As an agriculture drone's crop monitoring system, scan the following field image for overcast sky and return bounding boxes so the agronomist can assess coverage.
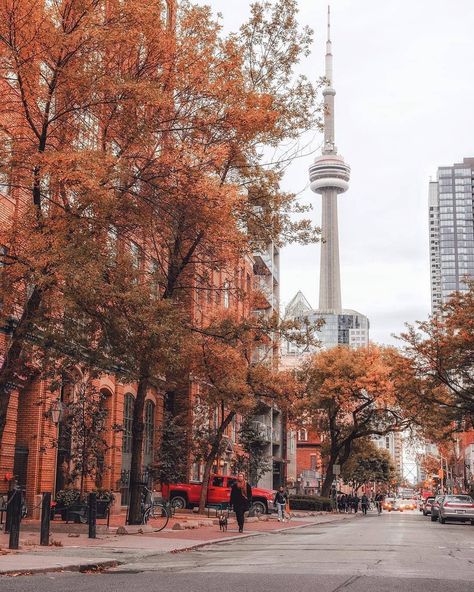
[196,0,474,345]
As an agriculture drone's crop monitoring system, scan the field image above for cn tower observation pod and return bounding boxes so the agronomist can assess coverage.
[309,154,351,194]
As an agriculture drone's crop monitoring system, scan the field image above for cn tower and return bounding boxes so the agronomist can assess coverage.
[309,6,350,312]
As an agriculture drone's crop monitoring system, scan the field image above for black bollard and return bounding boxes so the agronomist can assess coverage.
[88,492,97,539]
[8,489,22,550]
[40,492,52,546]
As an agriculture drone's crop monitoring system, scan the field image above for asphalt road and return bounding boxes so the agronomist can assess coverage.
[1,510,473,592]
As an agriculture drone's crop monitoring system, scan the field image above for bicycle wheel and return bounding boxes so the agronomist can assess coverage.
[142,506,152,525]
[149,504,170,532]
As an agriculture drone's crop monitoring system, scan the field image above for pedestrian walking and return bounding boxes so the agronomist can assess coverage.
[352,494,360,514]
[230,473,252,533]
[274,486,288,522]
[347,494,354,513]
[375,492,384,515]
[340,493,348,513]
[361,494,369,515]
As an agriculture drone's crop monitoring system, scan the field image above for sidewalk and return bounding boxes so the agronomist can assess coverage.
[0,512,357,576]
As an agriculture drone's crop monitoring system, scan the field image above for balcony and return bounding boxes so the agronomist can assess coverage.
[251,421,272,443]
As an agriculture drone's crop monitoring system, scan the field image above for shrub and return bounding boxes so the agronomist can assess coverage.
[288,495,332,512]
[92,489,115,504]
[55,489,81,507]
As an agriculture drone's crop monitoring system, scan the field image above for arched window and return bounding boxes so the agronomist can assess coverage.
[144,400,155,456]
[122,394,134,454]
[298,428,308,442]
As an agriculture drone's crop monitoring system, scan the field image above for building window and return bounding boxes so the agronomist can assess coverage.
[223,281,230,308]
[0,245,7,268]
[0,132,13,195]
[144,400,155,456]
[130,241,141,269]
[122,394,134,454]
[74,110,99,150]
[149,257,160,299]
[298,428,308,442]
[310,454,317,471]
[231,416,237,442]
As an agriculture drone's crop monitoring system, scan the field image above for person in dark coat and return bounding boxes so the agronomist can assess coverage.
[274,486,288,522]
[352,494,360,513]
[340,493,347,513]
[346,494,354,513]
[230,473,252,533]
[361,493,369,515]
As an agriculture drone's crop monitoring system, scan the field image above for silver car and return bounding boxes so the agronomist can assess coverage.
[438,495,474,525]
[430,495,445,521]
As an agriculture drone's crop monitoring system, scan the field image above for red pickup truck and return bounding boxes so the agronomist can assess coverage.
[162,474,275,514]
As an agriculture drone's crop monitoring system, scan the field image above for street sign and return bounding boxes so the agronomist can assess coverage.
[333,464,341,476]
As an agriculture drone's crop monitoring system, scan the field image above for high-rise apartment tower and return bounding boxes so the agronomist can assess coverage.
[429,157,474,311]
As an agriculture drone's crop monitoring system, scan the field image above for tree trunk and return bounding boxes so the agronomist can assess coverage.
[0,286,43,441]
[321,462,336,498]
[198,411,235,514]
[127,372,149,524]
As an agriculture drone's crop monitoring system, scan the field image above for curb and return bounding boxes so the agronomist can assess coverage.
[0,559,122,578]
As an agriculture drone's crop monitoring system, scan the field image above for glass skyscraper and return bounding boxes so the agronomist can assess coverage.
[429,157,474,311]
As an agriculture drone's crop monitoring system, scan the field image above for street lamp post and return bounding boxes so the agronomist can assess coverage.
[48,398,65,499]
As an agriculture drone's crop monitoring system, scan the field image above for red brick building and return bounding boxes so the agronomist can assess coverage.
[295,427,322,495]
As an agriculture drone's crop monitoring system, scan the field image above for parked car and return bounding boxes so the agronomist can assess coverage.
[438,495,474,525]
[430,495,445,521]
[161,474,275,514]
[422,497,435,516]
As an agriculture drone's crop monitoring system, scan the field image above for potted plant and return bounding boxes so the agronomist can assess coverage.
[92,489,115,518]
[55,488,84,521]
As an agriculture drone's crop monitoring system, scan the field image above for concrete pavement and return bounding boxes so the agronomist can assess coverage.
[1,509,472,592]
[0,513,350,576]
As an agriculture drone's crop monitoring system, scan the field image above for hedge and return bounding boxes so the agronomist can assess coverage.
[289,495,332,512]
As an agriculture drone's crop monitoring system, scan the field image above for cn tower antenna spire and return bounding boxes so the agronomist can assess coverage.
[323,4,335,153]
[327,5,332,54]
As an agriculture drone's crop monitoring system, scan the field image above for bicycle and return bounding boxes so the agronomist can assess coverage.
[141,487,172,531]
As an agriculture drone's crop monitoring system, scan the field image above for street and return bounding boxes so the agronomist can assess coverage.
[1,510,473,592]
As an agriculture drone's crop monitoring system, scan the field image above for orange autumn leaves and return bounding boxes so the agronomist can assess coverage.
[301,345,398,414]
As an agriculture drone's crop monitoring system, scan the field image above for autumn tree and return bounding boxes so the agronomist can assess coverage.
[341,439,398,493]
[64,0,322,523]
[298,345,415,497]
[0,0,164,438]
[189,313,300,513]
[0,0,323,524]
[399,281,474,426]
